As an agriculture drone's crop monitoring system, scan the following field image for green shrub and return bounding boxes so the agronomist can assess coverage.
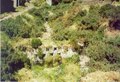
[1,18,20,37]
[52,21,66,41]
[88,58,120,71]
[1,49,31,81]
[63,55,80,64]
[1,13,45,38]
[17,45,27,52]
[84,40,120,71]
[62,0,73,3]
[81,6,100,30]
[105,35,120,47]
[53,54,62,66]
[84,41,120,63]
[1,16,32,38]
[99,4,120,19]
[32,0,45,7]
[37,48,45,59]
[99,4,116,18]
[44,55,53,67]
[8,52,31,72]
[31,38,42,49]
[79,10,87,17]
[1,32,13,81]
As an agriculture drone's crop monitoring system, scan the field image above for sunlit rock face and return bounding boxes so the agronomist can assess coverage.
[1,0,15,13]
[46,0,52,6]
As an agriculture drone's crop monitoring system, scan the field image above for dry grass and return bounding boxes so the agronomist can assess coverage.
[81,71,120,82]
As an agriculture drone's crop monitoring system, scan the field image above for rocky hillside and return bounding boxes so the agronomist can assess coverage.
[1,0,120,82]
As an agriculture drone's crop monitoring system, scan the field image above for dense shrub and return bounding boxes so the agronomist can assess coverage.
[1,16,31,38]
[72,9,87,24]
[37,48,45,59]
[53,28,71,41]
[52,21,66,41]
[44,55,53,67]
[99,4,120,29]
[1,32,14,81]
[53,54,62,66]
[105,36,120,47]
[1,33,32,81]
[17,45,27,52]
[65,55,80,64]
[79,10,87,17]
[81,5,100,30]
[44,54,62,67]
[1,14,45,38]
[99,4,120,19]
[31,38,42,49]
[62,0,73,3]
[32,0,45,7]
[84,41,120,63]
[83,40,120,71]
[8,52,31,73]
[81,15,100,30]
[1,18,20,37]
[99,4,116,18]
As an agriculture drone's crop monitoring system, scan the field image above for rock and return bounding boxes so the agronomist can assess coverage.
[79,55,90,67]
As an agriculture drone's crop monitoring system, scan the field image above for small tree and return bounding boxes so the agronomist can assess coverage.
[31,38,42,49]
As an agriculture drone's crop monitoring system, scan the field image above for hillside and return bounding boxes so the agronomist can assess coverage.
[1,0,120,82]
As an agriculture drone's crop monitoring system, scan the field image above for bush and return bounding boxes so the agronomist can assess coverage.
[105,36,120,47]
[79,10,87,17]
[17,45,27,52]
[1,32,14,81]
[1,13,45,38]
[37,48,45,59]
[81,5,100,30]
[1,18,20,37]
[99,4,120,19]
[44,55,53,67]
[32,0,45,7]
[84,40,120,71]
[84,41,120,63]
[53,54,62,66]
[62,55,80,65]
[99,4,116,18]
[1,17,23,38]
[8,52,31,73]
[44,54,62,67]
[62,0,73,3]
[52,21,67,41]
[1,16,33,38]
[1,50,31,81]
[31,38,42,49]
